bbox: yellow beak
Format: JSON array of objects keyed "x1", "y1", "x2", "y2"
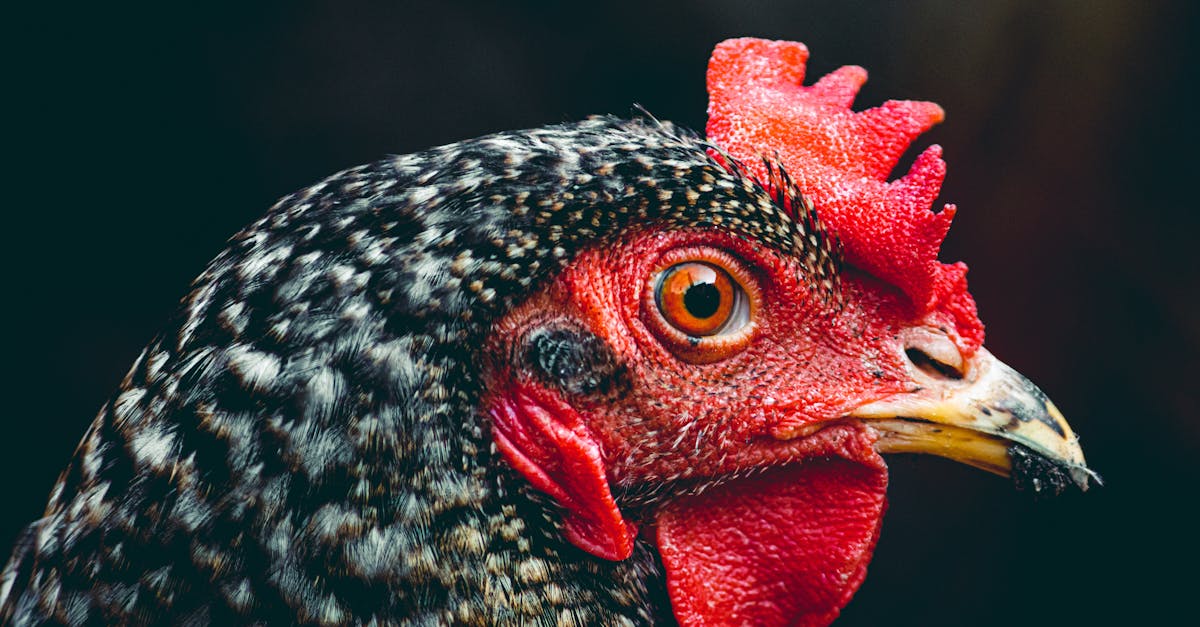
[{"x1": 850, "y1": 348, "x2": 1098, "y2": 494}]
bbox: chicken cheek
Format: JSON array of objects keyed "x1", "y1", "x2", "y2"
[{"x1": 484, "y1": 312, "x2": 638, "y2": 561}]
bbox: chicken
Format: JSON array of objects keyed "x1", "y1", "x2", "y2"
[{"x1": 0, "y1": 38, "x2": 1093, "y2": 626}]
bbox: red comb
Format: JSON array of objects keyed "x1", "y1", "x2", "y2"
[{"x1": 705, "y1": 38, "x2": 984, "y2": 354}]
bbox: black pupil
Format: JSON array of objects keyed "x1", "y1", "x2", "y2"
[{"x1": 683, "y1": 281, "x2": 722, "y2": 319}]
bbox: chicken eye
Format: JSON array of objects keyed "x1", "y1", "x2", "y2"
[
  {"x1": 643, "y1": 247, "x2": 759, "y2": 363},
  {"x1": 655, "y1": 262, "x2": 749, "y2": 337}
]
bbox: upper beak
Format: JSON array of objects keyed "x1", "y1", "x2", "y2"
[{"x1": 849, "y1": 348, "x2": 1098, "y2": 494}]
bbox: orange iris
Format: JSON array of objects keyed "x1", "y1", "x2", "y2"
[{"x1": 656, "y1": 262, "x2": 736, "y2": 336}]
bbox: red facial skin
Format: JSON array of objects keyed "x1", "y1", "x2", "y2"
[
  {"x1": 565, "y1": 229, "x2": 911, "y2": 482},
  {"x1": 483, "y1": 227, "x2": 968, "y2": 625}
]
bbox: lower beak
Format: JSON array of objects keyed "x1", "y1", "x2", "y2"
[{"x1": 849, "y1": 348, "x2": 1098, "y2": 494}]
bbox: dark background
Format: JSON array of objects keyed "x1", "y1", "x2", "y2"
[{"x1": 6, "y1": 1, "x2": 1197, "y2": 624}]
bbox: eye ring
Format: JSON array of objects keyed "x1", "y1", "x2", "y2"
[{"x1": 643, "y1": 247, "x2": 759, "y2": 363}]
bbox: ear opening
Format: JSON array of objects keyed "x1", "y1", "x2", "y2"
[{"x1": 487, "y1": 383, "x2": 636, "y2": 560}]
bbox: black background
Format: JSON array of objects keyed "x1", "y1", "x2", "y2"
[{"x1": 6, "y1": 1, "x2": 1197, "y2": 624}]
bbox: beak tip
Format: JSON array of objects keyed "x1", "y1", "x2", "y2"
[
  {"x1": 1075, "y1": 466, "x2": 1104, "y2": 491},
  {"x1": 1010, "y1": 443, "x2": 1100, "y2": 497}
]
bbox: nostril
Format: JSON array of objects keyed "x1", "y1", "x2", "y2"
[
  {"x1": 899, "y1": 325, "x2": 967, "y2": 380},
  {"x1": 905, "y1": 347, "x2": 964, "y2": 380}
]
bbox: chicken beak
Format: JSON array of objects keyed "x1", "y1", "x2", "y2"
[{"x1": 848, "y1": 348, "x2": 1098, "y2": 494}]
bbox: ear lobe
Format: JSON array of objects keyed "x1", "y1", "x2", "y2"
[{"x1": 488, "y1": 384, "x2": 637, "y2": 560}]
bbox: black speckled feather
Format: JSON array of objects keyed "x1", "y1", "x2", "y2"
[{"x1": 0, "y1": 116, "x2": 834, "y2": 626}]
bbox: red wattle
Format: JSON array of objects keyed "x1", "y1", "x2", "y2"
[{"x1": 655, "y1": 457, "x2": 888, "y2": 627}]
